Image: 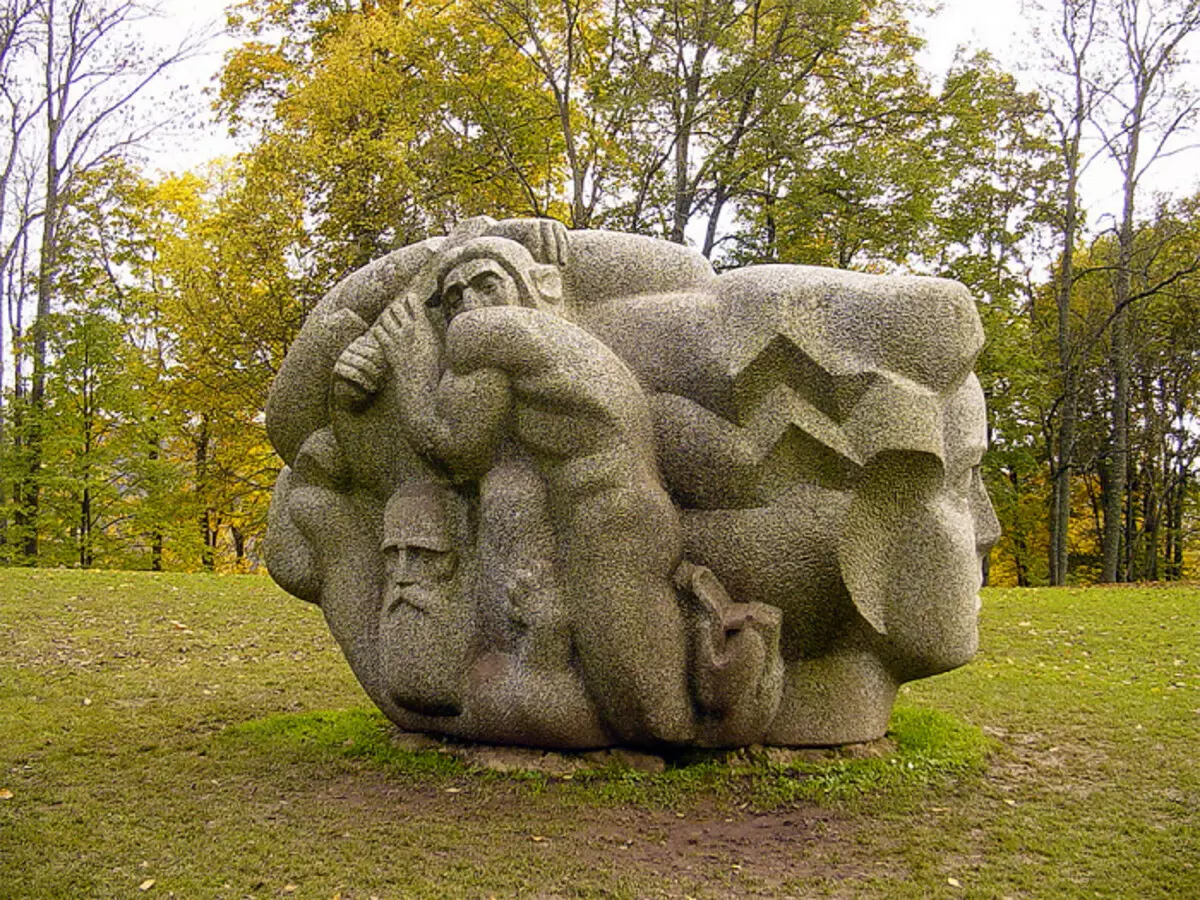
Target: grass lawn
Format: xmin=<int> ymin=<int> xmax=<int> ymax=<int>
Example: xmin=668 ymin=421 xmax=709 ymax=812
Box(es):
xmin=1 ymin=569 xmax=1196 ymax=898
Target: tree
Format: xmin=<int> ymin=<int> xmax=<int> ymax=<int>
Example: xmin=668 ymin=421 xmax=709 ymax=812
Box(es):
xmin=729 ymin=4 xmax=939 ymax=268
xmin=143 ymin=164 xmax=303 ymax=570
xmin=0 ymin=0 xmax=200 ymax=562
xmin=220 ymin=0 xmax=568 ymax=288
xmin=1034 ymin=0 xmax=1106 ymax=586
xmin=1028 ymin=0 xmax=1200 ymax=584
xmin=220 ymin=1 xmax=956 ymax=261
xmin=1093 ymin=0 xmax=1200 ymax=582
xmin=1107 ymin=199 xmax=1200 ymax=580
xmin=36 ymin=311 xmax=147 ymax=566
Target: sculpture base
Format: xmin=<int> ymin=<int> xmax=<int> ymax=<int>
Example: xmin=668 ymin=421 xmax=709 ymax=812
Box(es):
xmin=389 ymin=727 xmax=898 ymax=776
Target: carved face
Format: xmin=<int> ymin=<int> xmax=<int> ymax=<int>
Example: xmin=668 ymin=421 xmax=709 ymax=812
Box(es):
xmin=943 ymin=373 xmax=1001 ymax=566
xmin=381 ymin=538 xmax=457 ymax=615
xmin=441 ymin=258 xmax=521 ymax=321
xmin=381 ymin=489 xmax=458 ymax=615
xmin=881 ymin=374 xmax=1000 ymax=678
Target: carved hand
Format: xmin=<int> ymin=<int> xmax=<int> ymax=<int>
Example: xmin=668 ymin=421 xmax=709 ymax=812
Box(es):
xmin=488 ymin=218 xmax=570 ymax=267
xmin=535 ymin=218 xmax=570 ymax=267
xmin=374 ymin=294 xmax=443 ymax=393
xmin=333 ymin=333 xmax=388 ymax=396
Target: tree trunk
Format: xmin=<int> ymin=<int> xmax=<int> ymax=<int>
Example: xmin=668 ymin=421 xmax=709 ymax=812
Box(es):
xmin=1007 ymin=467 xmax=1030 ymax=586
xmin=1049 ymin=22 xmax=1089 ymax=586
xmin=195 ymin=415 xmax=215 ymax=571
xmin=1051 ymin=287 xmax=1078 ymax=585
xmin=80 ymin=484 xmax=92 ymax=568
xmin=148 ymin=436 xmax=163 ymax=571
xmin=1101 ymin=89 xmax=1141 ymax=582
xmin=23 ymin=0 xmax=66 ymax=564
xmin=670 ymin=40 xmax=708 ymax=245
xmin=1169 ymin=468 xmax=1184 ymax=579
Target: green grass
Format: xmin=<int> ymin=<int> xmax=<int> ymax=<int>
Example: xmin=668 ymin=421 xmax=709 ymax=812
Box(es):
xmin=1 ymin=570 xmax=1196 ymax=898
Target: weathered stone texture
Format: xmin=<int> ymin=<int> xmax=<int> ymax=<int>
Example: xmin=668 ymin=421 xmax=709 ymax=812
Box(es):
xmin=265 ymin=217 xmax=1000 ymax=749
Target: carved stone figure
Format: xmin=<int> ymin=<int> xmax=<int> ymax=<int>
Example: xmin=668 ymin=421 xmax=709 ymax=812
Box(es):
xmin=265 ymin=217 xmax=1000 ymax=749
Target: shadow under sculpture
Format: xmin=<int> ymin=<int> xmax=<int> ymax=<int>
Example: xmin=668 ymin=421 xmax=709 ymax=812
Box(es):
xmin=264 ymin=217 xmax=1000 ymax=749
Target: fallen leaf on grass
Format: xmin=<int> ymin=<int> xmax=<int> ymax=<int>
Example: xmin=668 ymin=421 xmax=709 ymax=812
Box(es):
xmin=138 ymin=879 xmax=155 ymax=892
xmin=283 ymin=885 xmax=297 ymax=894
xmin=0 ymin=789 xmax=13 ymax=800
xmin=947 ymin=877 xmax=962 ymax=888
xmin=530 ymin=835 xmax=547 ymax=843
xmin=1004 ymin=799 xmax=1018 ymax=807
xmin=444 ymin=787 xmax=462 ymax=794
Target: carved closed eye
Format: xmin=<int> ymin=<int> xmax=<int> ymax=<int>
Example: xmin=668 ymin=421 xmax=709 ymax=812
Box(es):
xmin=473 ymin=273 xmax=504 ymax=296
xmin=947 ymin=463 xmax=981 ymax=498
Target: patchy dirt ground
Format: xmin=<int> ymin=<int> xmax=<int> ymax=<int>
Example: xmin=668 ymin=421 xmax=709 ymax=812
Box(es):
xmin=292 ymin=770 xmax=890 ymax=899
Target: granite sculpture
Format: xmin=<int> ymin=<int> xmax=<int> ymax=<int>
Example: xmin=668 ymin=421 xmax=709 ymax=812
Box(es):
xmin=265 ymin=217 xmax=1000 ymax=749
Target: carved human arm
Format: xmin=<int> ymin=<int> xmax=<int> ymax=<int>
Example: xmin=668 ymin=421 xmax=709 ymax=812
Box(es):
xmin=371 ymin=296 xmax=512 ymax=480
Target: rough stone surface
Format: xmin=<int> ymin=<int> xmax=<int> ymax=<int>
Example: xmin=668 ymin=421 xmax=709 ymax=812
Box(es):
xmin=389 ymin=729 xmax=669 ymax=775
xmin=265 ymin=217 xmax=1000 ymax=749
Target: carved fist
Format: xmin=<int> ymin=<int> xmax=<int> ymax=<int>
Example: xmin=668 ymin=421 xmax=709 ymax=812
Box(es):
xmin=330 ymin=294 xmax=443 ymax=412
xmin=374 ymin=294 xmax=441 ymax=382
xmin=333 ymin=333 xmax=388 ymax=396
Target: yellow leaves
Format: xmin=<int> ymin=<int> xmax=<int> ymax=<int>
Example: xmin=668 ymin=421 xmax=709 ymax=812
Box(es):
xmin=218 ymin=40 xmax=297 ymax=127
xmin=221 ymin=0 xmax=569 ymax=246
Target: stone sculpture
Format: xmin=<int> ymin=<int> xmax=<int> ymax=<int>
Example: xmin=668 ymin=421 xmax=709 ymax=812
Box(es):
xmin=265 ymin=217 xmax=1000 ymax=749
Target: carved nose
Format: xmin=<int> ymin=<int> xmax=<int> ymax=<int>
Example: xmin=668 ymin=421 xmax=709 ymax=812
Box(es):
xmin=972 ymin=479 xmax=1001 ymax=556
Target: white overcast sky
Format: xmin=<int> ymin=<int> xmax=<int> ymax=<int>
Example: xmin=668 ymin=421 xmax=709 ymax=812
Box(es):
xmin=145 ymin=0 xmax=1200 ymax=228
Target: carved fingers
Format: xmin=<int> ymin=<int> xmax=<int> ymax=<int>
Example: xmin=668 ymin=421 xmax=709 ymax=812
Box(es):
xmin=538 ymin=218 xmax=570 ymax=267
xmin=331 ymin=296 xmax=443 ymax=412
xmin=488 ymin=218 xmax=570 ymax=267
xmin=375 ymin=294 xmax=441 ymax=377
xmin=333 ymin=333 xmax=388 ymax=396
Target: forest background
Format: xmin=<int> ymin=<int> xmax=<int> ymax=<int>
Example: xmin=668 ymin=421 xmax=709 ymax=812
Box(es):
xmin=0 ymin=0 xmax=1197 ymax=587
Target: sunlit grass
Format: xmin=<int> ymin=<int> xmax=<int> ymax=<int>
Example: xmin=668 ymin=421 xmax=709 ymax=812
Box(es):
xmin=1 ymin=570 xmax=1196 ymax=898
